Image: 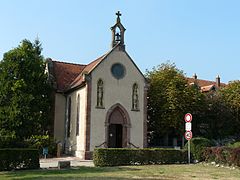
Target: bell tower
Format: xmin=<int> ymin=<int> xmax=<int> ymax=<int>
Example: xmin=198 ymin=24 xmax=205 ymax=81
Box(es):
xmin=111 ymin=11 xmax=126 ymax=50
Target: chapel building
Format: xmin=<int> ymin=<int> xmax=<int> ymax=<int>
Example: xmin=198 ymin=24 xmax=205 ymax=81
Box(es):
xmin=46 ymin=12 xmax=148 ymax=159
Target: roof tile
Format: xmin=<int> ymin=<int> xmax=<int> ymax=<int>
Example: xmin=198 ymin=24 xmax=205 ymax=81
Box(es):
xmin=52 ymin=61 xmax=86 ymax=92
xmin=187 ymin=77 xmax=226 ymax=87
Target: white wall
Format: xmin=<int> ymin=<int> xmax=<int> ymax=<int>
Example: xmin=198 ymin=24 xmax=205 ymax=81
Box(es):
xmin=90 ymin=49 xmax=145 ymax=151
xmin=65 ymin=86 xmax=88 ymax=159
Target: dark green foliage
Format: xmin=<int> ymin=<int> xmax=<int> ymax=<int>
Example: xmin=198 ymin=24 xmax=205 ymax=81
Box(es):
xmin=201 ymin=93 xmax=236 ymax=139
xmin=0 ymin=135 xmax=17 ymax=148
xmin=0 ymin=39 xmax=52 ymax=142
xmin=93 ymin=148 xmax=188 ymax=167
xmin=27 ymin=135 xmax=57 ymax=157
xmin=194 ymin=81 xmax=240 ymax=139
xmin=0 ymin=148 xmax=39 ymax=171
xmin=0 ymin=135 xmax=29 ymax=148
xmin=228 ymin=141 xmax=240 ymax=148
xmin=220 ymin=81 xmax=240 ymax=135
xmin=0 ymin=135 xmax=57 ymax=157
xmin=203 ymin=147 xmax=240 ymax=167
xmin=146 ymin=62 xmax=238 ymax=144
xmin=185 ymin=137 xmax=214 ymax=161
xmin=146 ymin=62 xmax=205 ymax=146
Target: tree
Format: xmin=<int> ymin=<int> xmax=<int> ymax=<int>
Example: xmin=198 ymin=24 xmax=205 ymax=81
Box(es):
xmin=146 ymin=62 xmax=205 ymax=146
xmin=219 ymin=80 xmax=240 ymax=136
xmin=202 ymin=93 xmax=235 ymax=139
xmin=0 ymin=39 xmax=52 ymax=142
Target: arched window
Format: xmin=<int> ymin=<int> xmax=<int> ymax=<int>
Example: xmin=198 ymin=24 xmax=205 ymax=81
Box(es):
xmin=67 ymin=97 xmax=71 ymax=137
xmin=76 ymin=94 xmax=80 ymax=136
xmin=132 ymin=83 xmax=139 ymax=110
xmin=97 ymin=79 xmax=104 ymax=108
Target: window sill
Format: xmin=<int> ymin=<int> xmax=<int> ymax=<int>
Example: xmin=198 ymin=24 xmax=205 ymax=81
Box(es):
xmin=131 ymin=109 xmax=140 ymax=112
xmin=96 ymin=106 xmax=105 ymax=109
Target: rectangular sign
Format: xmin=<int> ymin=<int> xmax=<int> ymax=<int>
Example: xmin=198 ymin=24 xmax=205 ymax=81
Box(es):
xmin=185 ymin=122 xmax=192 ymax=131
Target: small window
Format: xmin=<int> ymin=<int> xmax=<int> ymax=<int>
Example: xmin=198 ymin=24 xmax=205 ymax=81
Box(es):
xmin=76 ymin=94 xmax=80 ymax=136
xmin=97 ymin=79 xmax=104 ymax=108
xmin=67 ymin=97 xmax=71 ymax=137
xmin=132 ymin=83 xmax=139 ymax=111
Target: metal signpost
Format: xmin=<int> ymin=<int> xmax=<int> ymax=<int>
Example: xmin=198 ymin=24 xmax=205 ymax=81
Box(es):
xmin=184 ymin=113 xmax=192 ymax=164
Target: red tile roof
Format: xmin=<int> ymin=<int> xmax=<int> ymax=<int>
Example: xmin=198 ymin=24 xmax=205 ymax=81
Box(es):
xmin=187 ymin=77 xmax=226 ymax=92
xmin=51 ymin=54 xmax=106 ymax=92
xmin=52 ymin=61 xmax=86 ymax=92
xmin=200 ymin=85 xmax=215 ymax=92
xmin=187 ymin=77 xmax=226 ymax=87
xmin=70 ymin=54 xmax=106 ymax=89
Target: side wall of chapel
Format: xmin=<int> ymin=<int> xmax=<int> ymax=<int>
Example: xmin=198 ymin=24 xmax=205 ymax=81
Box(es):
xmin=58 ymin=86 xmax=88 ymax=159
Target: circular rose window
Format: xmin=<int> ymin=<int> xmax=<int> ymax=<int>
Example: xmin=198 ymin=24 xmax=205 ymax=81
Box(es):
xmin=111 ymin=63 xmax=126 ymax=79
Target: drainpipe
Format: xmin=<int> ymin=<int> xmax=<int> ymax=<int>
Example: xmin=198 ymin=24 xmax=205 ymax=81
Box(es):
xmin=64 ymin=94 xmax=68 ymax=153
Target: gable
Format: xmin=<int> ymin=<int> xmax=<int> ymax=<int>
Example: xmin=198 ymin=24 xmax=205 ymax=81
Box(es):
xmin=89 ymin=44 xmax=146 ymax=82
xmin=69 ymin=43 xmax=146 ymax=91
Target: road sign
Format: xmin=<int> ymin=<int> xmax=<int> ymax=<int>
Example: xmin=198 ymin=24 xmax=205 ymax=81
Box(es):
xmin=185 ymin=130 xmax=192 ymax=141
xmin=185 ymin=122 xmax=192 ymax=131
xmin=184 ymin=113 xmax=192 ymax=123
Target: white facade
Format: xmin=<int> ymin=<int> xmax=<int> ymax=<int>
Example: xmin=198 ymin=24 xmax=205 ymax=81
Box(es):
xmin=90 ymin=49 xmax=146 ymax=151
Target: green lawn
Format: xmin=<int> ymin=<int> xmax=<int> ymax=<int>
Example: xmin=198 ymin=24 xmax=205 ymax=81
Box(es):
xmin=0 ymin=163 xmax=239 ymax=180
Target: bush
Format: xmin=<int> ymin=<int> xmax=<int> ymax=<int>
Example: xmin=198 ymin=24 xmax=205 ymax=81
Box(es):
xmin=27 ymin=135 xmax=57 ymax=157
xmin=0 ymin=135 xmax=29 ymax=148
xmin=229 ymin=148 xmax=240 ymax=166
xmin=0 ymin=148 xmax=39 ymax=171
xmin=203 ymin=147 xmax=240 ymax=167
xmin=0 ymin=135 xmax=17 ymax=148
xmin=228 ymin=141 xmax=240 ymax=148
xmin=93 ymin=148 xmax=187 ymax=167
xmin=185 ymin=137 xmax=214 ymax=161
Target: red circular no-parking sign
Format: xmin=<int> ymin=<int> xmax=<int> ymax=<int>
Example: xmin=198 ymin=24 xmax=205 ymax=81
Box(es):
xmin=184 ymin=113 xmax=192 ymax=123
xmin=185 ymin=130 xmax=193 ymax=141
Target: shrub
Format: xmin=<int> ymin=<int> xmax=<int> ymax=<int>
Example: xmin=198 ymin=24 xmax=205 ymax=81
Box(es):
xmin=203 ymin=147 xmax=240 ymax=167
xmin=93 ymin=148 xmax=187 ymax=167
xmin=27 ymin=135 xmax=57 ymax=157
xmin=0 ymin=135 xmax=17 ymax=148
xmin=0 ymin=148 xmax=39 ymax=171
xmin=229 ymin=148 xmax=240 ymax=166
xmin=0 ymin=135 xmax=29 ymax=148
xmin=228 ymin=141 xmax=240 ymax=148
xmin=185 ymin=137 xmax=214 ymax=161
xmin=212 ymin=147 xmax=231 ymax=164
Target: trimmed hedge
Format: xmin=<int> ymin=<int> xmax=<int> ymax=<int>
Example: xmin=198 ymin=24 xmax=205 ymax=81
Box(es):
xmin=93 ymin=148 xmax=188 ymax=167
xmin=0 ymin=148 xmax=40 ymax=171
xmin=203 ymin=147 xmax=240 ymax=167
xmin=185 ymin=137 xmax=214 ymax=161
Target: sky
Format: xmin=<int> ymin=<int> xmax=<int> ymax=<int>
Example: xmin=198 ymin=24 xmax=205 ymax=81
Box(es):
xmin=0 ymin=0 xmax=240 ymax=83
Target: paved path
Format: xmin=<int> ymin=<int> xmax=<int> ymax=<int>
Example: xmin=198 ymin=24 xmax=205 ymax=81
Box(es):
xmin=40 ymin=157 xmax=94 ymax=169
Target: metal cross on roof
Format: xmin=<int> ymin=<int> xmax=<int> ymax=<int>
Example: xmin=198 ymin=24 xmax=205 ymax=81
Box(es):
xmin=116 ymin=11 xmax=121 ymax=18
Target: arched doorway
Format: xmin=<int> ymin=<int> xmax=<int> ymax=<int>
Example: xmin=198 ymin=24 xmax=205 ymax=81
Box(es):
xmin=105 ymin=104 xmax=131 ymax=148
